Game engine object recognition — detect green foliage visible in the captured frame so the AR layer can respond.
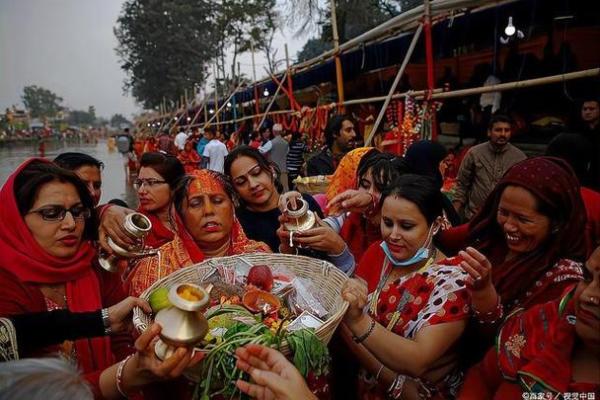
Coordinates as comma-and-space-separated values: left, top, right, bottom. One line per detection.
114, 0, 279, 110
114, 0, 218, 110
67, 109, 96, 127
292, 0, 403, 61
21, 85, 63, 119
297, 37, 332, 63
110, 113, 131, 127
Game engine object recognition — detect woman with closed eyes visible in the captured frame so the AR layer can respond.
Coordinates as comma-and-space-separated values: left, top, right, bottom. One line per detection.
128, 169, 270, 297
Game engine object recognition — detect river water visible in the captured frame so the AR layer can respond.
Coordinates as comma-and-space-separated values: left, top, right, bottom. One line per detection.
0, 139, 139, 207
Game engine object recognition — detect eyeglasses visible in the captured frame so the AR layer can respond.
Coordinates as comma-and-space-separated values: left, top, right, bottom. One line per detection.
133, 179, 168, 190
28, 205, 92, 222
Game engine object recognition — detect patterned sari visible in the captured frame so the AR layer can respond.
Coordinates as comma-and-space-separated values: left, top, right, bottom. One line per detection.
355, 242, 471, 399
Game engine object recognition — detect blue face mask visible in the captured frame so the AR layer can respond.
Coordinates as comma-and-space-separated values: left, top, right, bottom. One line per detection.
380, 222, 438, 267
380, 241, 430, 267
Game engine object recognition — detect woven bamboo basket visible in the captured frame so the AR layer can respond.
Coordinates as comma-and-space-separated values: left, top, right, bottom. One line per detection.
293, 175, 331, 195
133, 253, 348, 357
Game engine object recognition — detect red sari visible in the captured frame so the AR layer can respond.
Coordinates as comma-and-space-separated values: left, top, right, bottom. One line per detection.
178, 149, 202, 173
0, 158, 130, 396
355, 242, 471, 398
459, 287, 600, 399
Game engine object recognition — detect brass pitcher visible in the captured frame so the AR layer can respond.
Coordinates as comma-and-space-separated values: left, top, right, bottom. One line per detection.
98, 212, 158, 273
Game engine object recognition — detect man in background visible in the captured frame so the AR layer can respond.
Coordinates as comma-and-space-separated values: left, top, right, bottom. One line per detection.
269, 124, 290, 191
453, 114, 526, 220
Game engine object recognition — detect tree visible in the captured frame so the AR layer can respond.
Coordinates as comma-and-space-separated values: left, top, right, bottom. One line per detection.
297, 37, 332, 62
289, 0, 402, 61
114, 0, 218, 109
67, 109, 96, 126
110, 113, 130, 127
21, 85, 63, 119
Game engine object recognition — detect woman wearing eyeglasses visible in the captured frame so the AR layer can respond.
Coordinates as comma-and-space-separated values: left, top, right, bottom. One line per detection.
133, 152, 185, 248
0, 159, 199, 398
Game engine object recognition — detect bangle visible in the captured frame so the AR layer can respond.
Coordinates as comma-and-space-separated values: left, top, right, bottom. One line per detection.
101, 308, 112, 335
375, 364, 384, 381
473, 295, 504, 324
387, 375, 406, 399
353, 318, 376, 344
116, 354, 134, 398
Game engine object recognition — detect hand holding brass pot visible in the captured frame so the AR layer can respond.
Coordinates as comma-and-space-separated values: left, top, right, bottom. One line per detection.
154, 283, 209, 360
282, 198, 317, 248
98, 212, 158, 272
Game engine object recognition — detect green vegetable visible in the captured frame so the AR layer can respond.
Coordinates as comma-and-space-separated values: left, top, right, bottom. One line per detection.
148, 287, 171, 313
287, 329, 330, 378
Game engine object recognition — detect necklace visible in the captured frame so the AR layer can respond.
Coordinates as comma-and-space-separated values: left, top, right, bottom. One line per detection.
203, 239, 231, 258
368, 254, 435, 331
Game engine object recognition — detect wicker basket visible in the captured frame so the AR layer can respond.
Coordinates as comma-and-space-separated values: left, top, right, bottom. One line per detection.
133, 253, 348, 358
293, 175, 331, 195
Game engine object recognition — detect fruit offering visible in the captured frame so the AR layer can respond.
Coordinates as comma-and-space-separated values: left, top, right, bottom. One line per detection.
148, 287, 171, 313
246, 265, 274, 291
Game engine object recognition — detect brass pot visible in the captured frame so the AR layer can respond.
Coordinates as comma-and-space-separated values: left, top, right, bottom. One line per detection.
154, 283, 209, 348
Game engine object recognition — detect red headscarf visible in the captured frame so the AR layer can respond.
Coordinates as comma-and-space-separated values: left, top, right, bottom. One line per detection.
175, 169, 270, 260
468, 157, 586, 308
0, 158, 113, 372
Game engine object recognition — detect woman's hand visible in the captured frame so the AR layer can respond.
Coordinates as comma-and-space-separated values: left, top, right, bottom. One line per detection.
341, 278, 368, 324
327, 189, 374, 216
123, 324, 203, 390
458, 247, 493, 292
235, 344, 316, 400
276, 214, 295, 254
291, 215, 346, 254
459, 247, 499, 314
107, 297, 152, 334
278, 191, 304, 215
99, 205, 137, 254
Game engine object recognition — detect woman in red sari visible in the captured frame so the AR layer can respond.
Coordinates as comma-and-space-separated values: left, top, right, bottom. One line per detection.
341, 175, 471, 399
128, 169, 270, 297
459, 246, 600, 399
178, 140, 202, 173
0, 159, 198, 398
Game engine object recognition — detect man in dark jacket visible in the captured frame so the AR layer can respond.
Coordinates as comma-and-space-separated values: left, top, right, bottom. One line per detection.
306, 115, 356, 176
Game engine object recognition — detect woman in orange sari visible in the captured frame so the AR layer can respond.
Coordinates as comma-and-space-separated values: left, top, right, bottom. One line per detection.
128, 169, 270, 296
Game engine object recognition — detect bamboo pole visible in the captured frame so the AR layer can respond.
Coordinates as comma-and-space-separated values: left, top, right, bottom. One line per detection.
284, 44, 298, 112
186, 98, 207, 129
423, 68, 600, 100
266, 71, 301, 111
423, 0, 438, 140
203, 81, 245, 127
366, 24, 423, 146
213, 64, 220, 126
209, 68, 600, 127
330, 0, 345, 112
250, 42, 260, 117
257, 70, 288, 130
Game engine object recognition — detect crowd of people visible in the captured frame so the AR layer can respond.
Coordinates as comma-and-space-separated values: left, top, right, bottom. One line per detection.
0, 96, 598, 400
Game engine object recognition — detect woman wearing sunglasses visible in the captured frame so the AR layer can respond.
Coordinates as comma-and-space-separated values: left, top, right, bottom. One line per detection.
0, 159, 198, 398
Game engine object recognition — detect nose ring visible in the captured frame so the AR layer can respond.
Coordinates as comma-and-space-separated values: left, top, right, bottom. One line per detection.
590, 296, 599, 305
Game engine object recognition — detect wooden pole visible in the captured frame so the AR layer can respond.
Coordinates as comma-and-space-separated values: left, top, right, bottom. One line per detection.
284, 43, 298, 112
213, 64, 220, 126
424, 67, 600, 100
423, 0, 438, 140
211, 68, 600, 127
266, 70, 301, 111
251, 41, 260, 118
202, 81, 245, 127
330, 0, 345, 112
366, 24, 423, 146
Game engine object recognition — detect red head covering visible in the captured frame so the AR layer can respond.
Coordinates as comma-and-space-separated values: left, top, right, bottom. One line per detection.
0, 158, 113, 372
468, 157, 586, 307
175, 169, 270, 261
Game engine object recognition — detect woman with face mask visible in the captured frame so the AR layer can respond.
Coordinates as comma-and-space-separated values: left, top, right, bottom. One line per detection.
340, 174, 471, 399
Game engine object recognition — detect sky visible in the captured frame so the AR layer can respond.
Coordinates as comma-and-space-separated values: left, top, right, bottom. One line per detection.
0, 0, 310, 120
